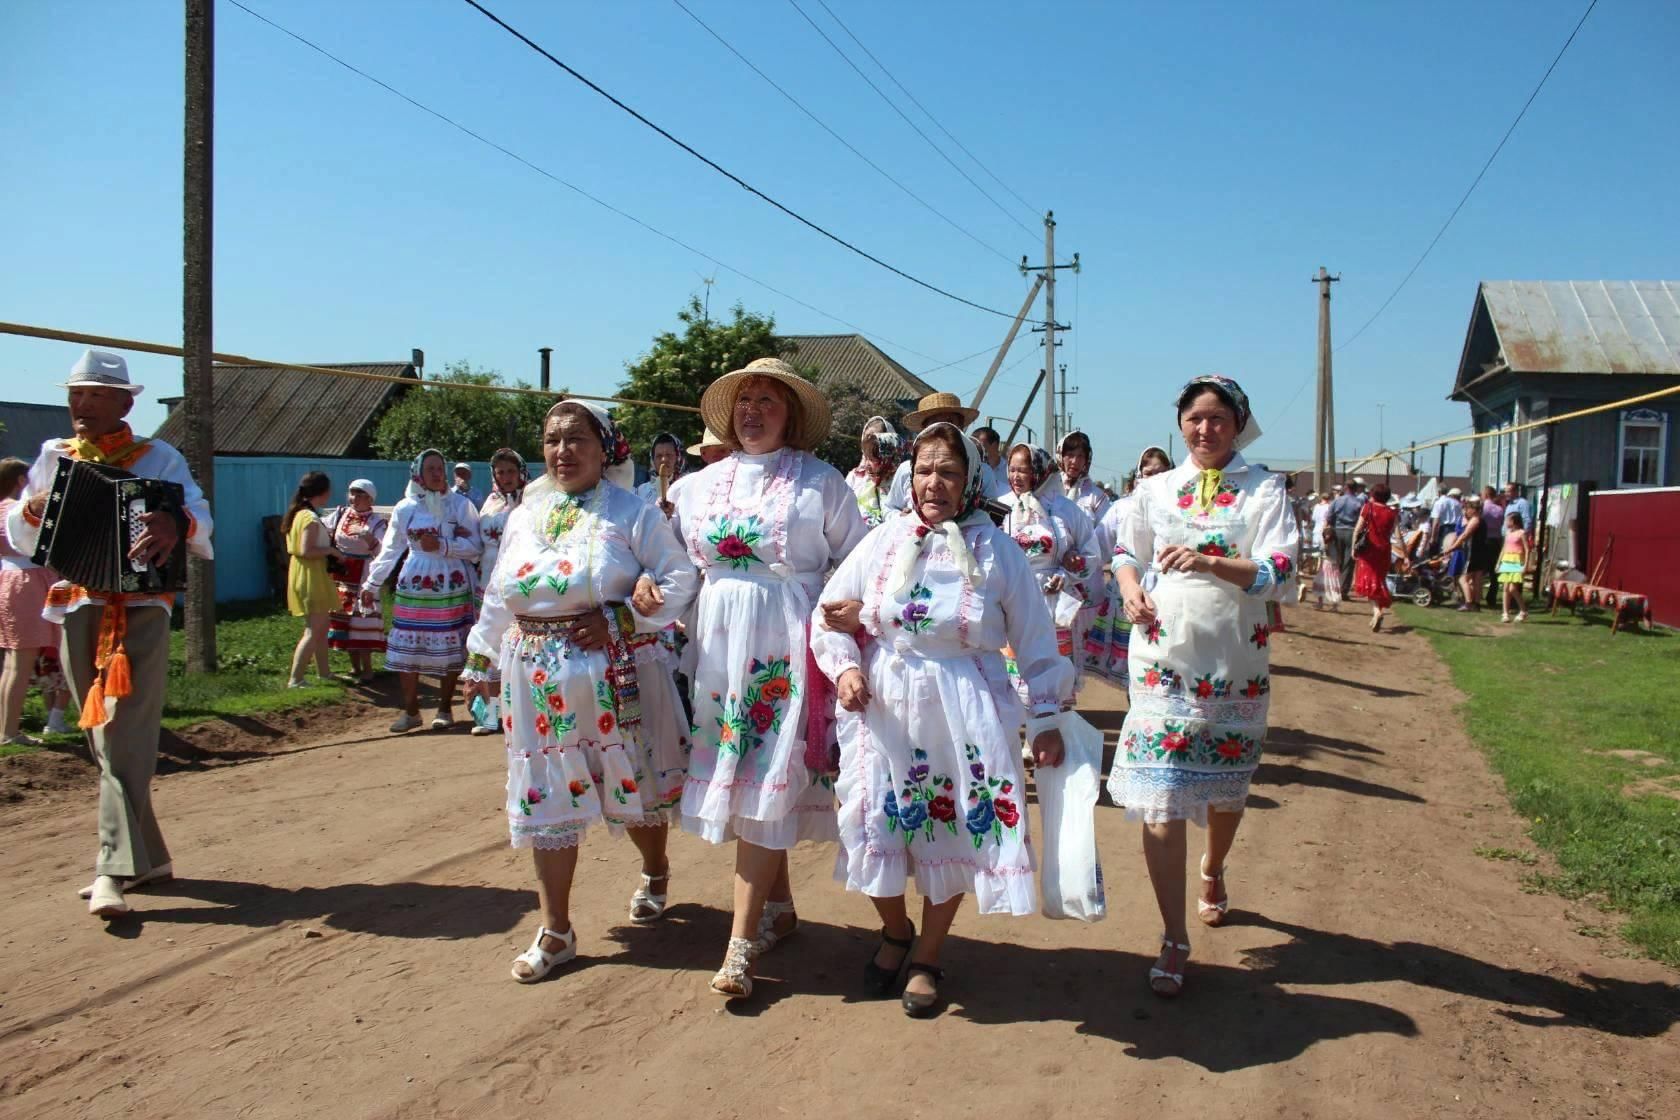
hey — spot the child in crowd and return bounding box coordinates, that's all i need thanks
[1496,512,1529,623]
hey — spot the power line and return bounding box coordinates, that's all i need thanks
[1335,0,1599,352]
[811,0,1039,220]
[670,0,1018,267]
[226,1,982,373]
[458,0,1017,319]
[916,343,1007,379]
[785,0,1038,240]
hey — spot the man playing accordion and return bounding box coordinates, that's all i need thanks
[6,349,213,919]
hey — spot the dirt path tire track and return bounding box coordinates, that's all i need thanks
[0,608,1674,1119]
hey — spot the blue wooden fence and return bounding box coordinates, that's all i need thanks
[208,456,493,603]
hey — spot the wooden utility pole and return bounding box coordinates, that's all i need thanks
[968,274,1043,414]
[1004,369,1047,447]
[1043,213,1057,447]
[1312,267,1340,496]
[183,0,217,672]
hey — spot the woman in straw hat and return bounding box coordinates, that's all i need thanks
[1002,442,1101,689]
[462,400,698,982]
[670,357,868,1000]
[814,423,1071,1017]
[687,427,731,467]
[1109,375,1297,997]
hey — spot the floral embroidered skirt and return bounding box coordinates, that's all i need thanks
[1107,574,1271,826]
[327,566,386,653]
[681,572,836,850]
[833,646,1035,915]
[386,554,474,674]
[498,625,689,848]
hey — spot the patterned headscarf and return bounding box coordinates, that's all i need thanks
[527,399,634,499]
[889,422,987,596]
[1177,374,1261,450]
[648,431,686,482]
[406,448,447,520]
[861,415,903,484]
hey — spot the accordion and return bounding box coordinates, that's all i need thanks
[31,458,189,594]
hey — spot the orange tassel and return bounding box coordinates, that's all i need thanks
[105,649,133,699]
[79,680,108,729]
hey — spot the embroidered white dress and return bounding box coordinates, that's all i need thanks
[846,465,893,528]
[814,514,1073,914]
[1001,487,1101,692]
[362,492,481,674]
[1107,455,1298,824]
[1063,475,1112,682]
[670,448,867,849]
[465,482,697,848]
[1087,496,1135,683]
[476,489,521,594]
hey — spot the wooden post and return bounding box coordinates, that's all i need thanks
[968,275,1043,414]
[1312,268,1339,496]
[182,0,217,672]
[1042,212,1057,448]
[1005,369,1047,448]
[1531,421,1555,600]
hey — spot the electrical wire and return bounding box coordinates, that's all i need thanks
[226,1,981,372]
[670,0,1018,267]
[1335,0,1600,352]
[785,0,1039,240]
[811,0,1039,220]
[458,0,1017,319]
[915,343,1006,379]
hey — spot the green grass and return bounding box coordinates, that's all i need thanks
[14,598,386,744]
[1397,599,1680,966]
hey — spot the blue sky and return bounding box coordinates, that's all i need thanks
[3,0,1675,484]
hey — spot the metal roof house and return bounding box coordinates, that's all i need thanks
[154,357,420,457]
[780,334,934,412]
[0,401,73,461]
[1450,281,1680,492]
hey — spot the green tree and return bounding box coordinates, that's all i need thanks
[614,297,799,453]
[371,361,558,463]
[811,378,907,473]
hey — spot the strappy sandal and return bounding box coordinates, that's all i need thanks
[1198,854,1230,927]
[511,925,576,984]
[710,936,758,1000]
[901,962,945,1019]
[753,899,798,953]
[1150,936,1190,998]
[863,921,915,998]
[628,869,670,924]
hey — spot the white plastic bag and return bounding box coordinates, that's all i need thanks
[1036,710,1107,922]
[1052,588,1084,629]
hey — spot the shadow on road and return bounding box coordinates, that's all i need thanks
[1271,664,1421,699]
[1252,761,1424,804]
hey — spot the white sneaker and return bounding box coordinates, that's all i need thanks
[389,712,423,733]
[88,876,131,919]
[78,861,174,899]
[45,710,71,735]
[430,710,455,730]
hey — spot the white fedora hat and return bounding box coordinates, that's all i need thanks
[63,348,143,394]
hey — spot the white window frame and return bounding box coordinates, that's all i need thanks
[1616,408,1668,489]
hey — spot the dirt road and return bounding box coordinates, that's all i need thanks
[1,608,1675,1119]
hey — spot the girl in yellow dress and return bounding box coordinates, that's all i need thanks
[286,471,341,686]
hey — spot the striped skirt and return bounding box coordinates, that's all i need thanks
[386,554,475,674]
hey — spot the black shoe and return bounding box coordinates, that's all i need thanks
[863,922,915,998]
[901,962,945,1018]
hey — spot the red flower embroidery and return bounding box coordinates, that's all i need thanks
[525,787,544,805]
[567,779,587,796]
[717,534,752,560]
[1198,542,1228,558]
[516,563,535,578]
[597,712,616,735]
[1243,680,1262,699]
[759,676,791,702]
[1214,491,1237,507]
[1162,731,1190,754]
[1177,493,1194,509]
[748,700,775,733]
[1251,623,1270,649]
[557,559,573,576]
[1216,736,1247,759]
[929,795,957,822]
[1144,667,1162,687]
[620,778,637,793]
[530,669,548,686]
[534,713,551,737]
[1195,679,1214,699]
[546,691,566,714]
[994,798,1020,828]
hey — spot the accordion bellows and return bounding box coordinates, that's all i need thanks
[31,458,189,594]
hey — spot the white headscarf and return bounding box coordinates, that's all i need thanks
[1006,442,1062,524]
[888,422,989,597]
[405,449,447,521]
[524,399,635,501]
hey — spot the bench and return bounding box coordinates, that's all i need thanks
[1547,579,1651,634]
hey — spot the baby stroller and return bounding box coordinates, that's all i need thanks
[1388,548,1454,607]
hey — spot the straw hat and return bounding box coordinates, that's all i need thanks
[904,391,979,432]
[63,348,143,394]
[688,427,726,456]
[699,357,831,451]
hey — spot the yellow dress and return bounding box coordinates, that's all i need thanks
[287,508,338,616]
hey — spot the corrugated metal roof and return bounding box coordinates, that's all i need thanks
[153,361,416,457]
[780,334,935,407]
[0,401,73,461]
[1478,281,1680,376]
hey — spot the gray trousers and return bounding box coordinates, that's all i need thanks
[61,605,172,879]
[1332,527,1356,597]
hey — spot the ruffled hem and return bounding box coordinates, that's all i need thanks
[511,804,678,849]
[681,788,838,850]
[1105,766,1252,827]
[832,834,1037,915]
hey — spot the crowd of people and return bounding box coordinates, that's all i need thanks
[5,347,1309,1017]
[1297,477,1536,626]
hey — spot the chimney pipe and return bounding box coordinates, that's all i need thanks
[411,348,425,377]
[539,347,553,392]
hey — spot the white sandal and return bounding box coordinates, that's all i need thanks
[710,936,757,1000]
[753,899,798,953]
[1198,855,1230,927]
[511,925,576,983]
[1150,935,1191,998]
[628,870,670,924]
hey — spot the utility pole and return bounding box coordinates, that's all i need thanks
[182,0,217,673]
[1022,211,1077,448]
[1312,267,1340,496]
[1004,369,1047,448]
[1055,364,1077,437]
[968,274,1043,414]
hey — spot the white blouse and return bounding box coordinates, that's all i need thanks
[361,490,483,590]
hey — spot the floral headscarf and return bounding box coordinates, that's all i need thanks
[1177,374,1262,451]
[526,399,634,499]
[406,448,447,520]
[648,431,686,482]
[859,415,903,484]
[889,422,987,596]
[489,448,528,498]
